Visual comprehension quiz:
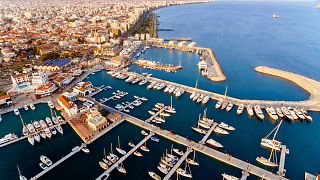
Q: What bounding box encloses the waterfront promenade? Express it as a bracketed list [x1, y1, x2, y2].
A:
[96, 102, 287, 180]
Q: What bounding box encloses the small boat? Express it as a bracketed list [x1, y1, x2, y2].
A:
[151, 136, 160, 142]
[256, 156, 278, 167]
[222, 173, 239, 180]
[218, 122, 235, 131]
[47, 100, 54, 109]
[272, 14, 280, 18]
[275, 108, 284, 118]
[148, 111, 156, 115]
[266, 107, 279, 121]
[0, 133, 18, 145]
[176, 161, 192, 178]
[215, 99, 223, 109]
[201, 95, 210, 104]
[226, 103, 233, 111]
[173, 148, 184, 156]
[148, 171, 161, 180]
[237, 104, 244, 115]
[186, 150, 199, 166]
[221, 101, 228, 110]
[14, 109, 20, 116]
[39, 162, 48, 170]
[99, 161, 108, 170]
[141, 130, 149, 136]
[128, 141, 135, 147]
[28, 135, 34, 145]
[133, 151, 143, 157]
[50, 127, 57, 135]
[206, 138, 223, 148]
[117, 163, 126, 174]
[17, 165, 27, 180]
[34, 133, 41, 143]
[82, 146, 90, 154]
[40, 155, 52, 166]
[191, 126, 207, 135]
[56, 126, 63, 134]
[24, 105, 28, 111]
[116, 136, 127, 155]
[140, 145, 150, 152]
[246, 105, 254, 116]
[157, 165, 169, 174]
[214, 127, 229, 135]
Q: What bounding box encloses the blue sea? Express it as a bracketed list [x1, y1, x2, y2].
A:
[0, 1, 320, 180]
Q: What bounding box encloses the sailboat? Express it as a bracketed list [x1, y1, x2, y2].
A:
[198, 114, 210, 129]
[99, 161, 108, 170]
[191, 120, 208, 135]
[165, 96, 176, 113]
[107, 143, 119, 163]
[116, 136, 127, 155]
[260, 120, 289, 154]
[221, 85, 228, 110]
[256, 148, 279, 167]
[140, 141, 150, 152]
[117, 162, 127, 174]
[186, 150, 199, 166]
[17, 165, 27, 180]
[190, 79, 198, 100]
[176, 161, 192, 178]
[102, 148, 112, 166]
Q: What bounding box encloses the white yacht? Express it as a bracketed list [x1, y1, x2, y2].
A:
[256, 155, 278, 167]
[164, 85, 172, 93]
[222, 173, 239, 180]
[293, 108, 306, 120]
[133, 151, 143, 157]
[50, 127, 57, 135]
[254, 105, 264, 120]
[246, 105, 254, 116]
[206, 138, 223, 148]
[226, 103, 233, 111]
[214, 127, 229, 135]
[51, 117, 59, 125]
[173, 148, 184, 156]
[141, 130, 149, 136]
[281, 107, 294, 121]
[215, 99, 223, 109]
[117, 163, 127, 174]
[45, 117, 53, 127]
[34, 133, 41, 143]
[237, 104, 244, 114]
[24, 105, 28, 111]
[287, 107, 298, 120]
[190, 91, 196, 99]
[47, 100, 54, 109]
[116, 136, 127, 155]
[275, 107, 284, 118]
[221, 101, 228, 110]
[99, 161, 108, 170]
[128, 141, 135, 148]
[56, 125, 63, 134]
[218, 122, 235, 131]
[201, 95, 210, 104]
[40, 155, 53, 166]
[0, 133, 18, 145]
[266, 107, 278, 121]
[148, 171, 161, 180]
[14, 109, 20, 116]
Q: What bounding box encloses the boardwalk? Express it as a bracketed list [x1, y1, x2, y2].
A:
[30, 144, 85, 180]
[96, 133, 154, 180]
[97, 103, 287, 180]
[278, 145, 287, 177]
[145, 106, 168, 123]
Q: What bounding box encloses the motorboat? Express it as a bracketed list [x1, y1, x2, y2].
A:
[190, 91, 196, 99]
[157, 165, 169, 174]
[117, 163, 126, 174]
[206, 138, 223, 148]
[254, 105, 264, 120]
[82, 146, 90, 154]
[226, 103, 233, 111]
[293, 108, 306, 120]
[148, 110, 156, 115]
[45, 117, 53, 127]
[237, 104, 244, 114]
[39, 162, 48, 170]
[218, 122, 235, 131]
[44, 128, 52, 138]
[56, 125, 63, 134]
[14, 109, 20, 116]
[192, 93, 200, 101]
[40, 155, 52, 166]
[50, 127, 57, 135]
[57, 116, 64, 123]
[287, 107, 298, 120]
[24, 105, 28, 111]
[246, 105, 254, 116]
[214, 127, 229, 135]
[34, 133, 41, 143]
[191, 126, 207, 135]
[151, 136, 160, 142]
[140, 145, 150, 152]
[198, 121, 210, 129]
[276, 107, 284, 118]
[128, 141, 135, 147]
[148, 171, 161, 180]
[281, 107, 294, 121]
[164, 85, 172, 93]
[272, 14, 280, 18]
[222, 173, 239, 180]
[51, 117, 59, 125]
[27, 135, 34, 146]
[154, 116, 165, 123]
[215, 99, 223, 109]
[47, 100, 54, 109]
[221, 101, 228, 110]
[160, 112, 170, 117]
[116, 136, 127, 155]
[256, 156, 278, 167]
[141, 130, 149, 136]
[196, 94, 204, 103]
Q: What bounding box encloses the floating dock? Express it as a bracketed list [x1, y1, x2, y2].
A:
[146, 105, 168, 123]
[278, 145, 287, 177]
[96, 133, 154, 180]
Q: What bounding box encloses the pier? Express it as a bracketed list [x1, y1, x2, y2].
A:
[30, 143, 85, 180]
[277, 145, 287, 177]
[164, 38, 192, 41]
[119, 97, 142, 111]
[132, 60, 182, 72]
[97, 103, 287, 180]
[96, 132, 154, 180]
[163, 122, 217, 179]
[145, 105, 168, 123]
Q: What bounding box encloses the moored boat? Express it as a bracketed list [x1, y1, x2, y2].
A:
[206, 138, 223, 148]
[218, 122, 235, 131]
[237, 104, 244, 115]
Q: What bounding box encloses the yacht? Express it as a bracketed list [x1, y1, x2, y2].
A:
[226, 103, 233, 111]
[151, 136, 160, 142]
[134, 151, 143, 157]
[218, 122, 235, 131]
[206, 138, 223, 148]
[168, 86, 176, 93]
[192, 93, 200, 101]
[221, 101, 228, 110]
[140, 144, 150, 152]
[82, 146, 90, 154]
[157, 165, 169, 174]
[215, 99, 223, 109]
[276, 108, 284, 118]
[287, 107, 298, 120]
[99, 161, 108, 170]
[256, 155, 278, 167]
[191, 126, 207, 134]
[214, 127, 229, 135]
[57, 116, 64, 123]
[164, 85, 172, 93]
[190, 91, 196, 99]
[266, 107, 279, 121]
[196, 94, 204, 103]
[254, 105, 264, 120]
[148, 171, 161, 180]
[39, 162, 48, 170]
[160, 112, 170, 117]
[51, 117, 59, 125]
[33, 121, 41, 131]
[246, 105, 254, 116]
[47, 100, 54, 109]
[34, 133, 41, 143]
[222, 173, 239, 180]
[141, 130, 149, 136]
[128, 141, 135, 147]
[14, 109, 20, 116]
[303, 113, 313, 122]
[186, 150, 199, 166]
[40, 155, 53, 166]
[24, 105, 28, 111]
[56, 125, 63, 134]
[45, 117, 53, 127]
[44, 128, 52, 138]
[0, 133, 18, 145]
[173, 148, 184, 156]
[27, 135, 34, 145]
[272, 14, 280, 18]
[176, 162, 192, 178]
[50, 127, 57, 135]
[236, 104, 244, 114]
[293, 108, 306, 120]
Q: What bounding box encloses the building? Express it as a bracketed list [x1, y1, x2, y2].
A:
[105, 56, 127, 67]
[11, 73, 31, 89]
[72, 82, 95, 96]
[85, 108, 108, 131]
[53, 75, 74, 87]
[31, 72, 49, 86]
[94, 42, 121, 56]
[0, 95, 12, 108]
[107, 112, 121, 123]
[57, 93, 78, 116]
[34, 58, 72, 72]
[35, 82, 58, 99]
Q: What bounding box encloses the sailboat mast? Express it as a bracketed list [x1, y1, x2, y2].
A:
[118, 136, 121, 148]
[224, 85, 228, 101]
[272, 120, 283, 140]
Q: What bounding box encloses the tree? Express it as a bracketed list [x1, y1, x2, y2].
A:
[0, 90, 7, 96]
[13, 66, 23, 73]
